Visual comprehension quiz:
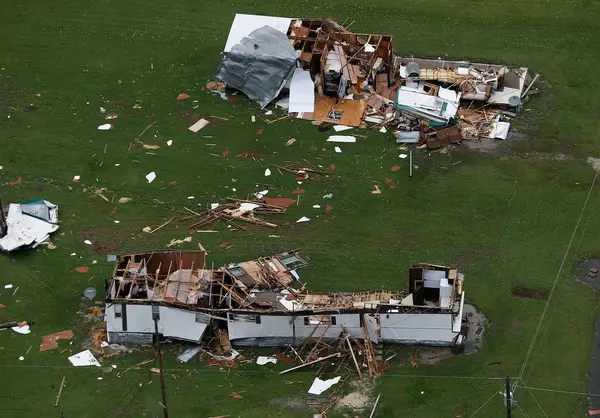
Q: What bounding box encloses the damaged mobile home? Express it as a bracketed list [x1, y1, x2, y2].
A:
[0, 199, 59, 252]
[105, 248, 466, 348]
[214, 14, 537, 148]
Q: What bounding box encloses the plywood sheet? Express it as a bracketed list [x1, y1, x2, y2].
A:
[299, 96, 366, 127]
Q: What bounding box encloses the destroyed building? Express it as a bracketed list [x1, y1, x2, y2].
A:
[0, 198, 59, 252]
[214, 14, 535, 149]
[105, 248, 466, 348]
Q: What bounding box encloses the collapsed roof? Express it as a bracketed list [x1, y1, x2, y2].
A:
[106, 249, 463, 315]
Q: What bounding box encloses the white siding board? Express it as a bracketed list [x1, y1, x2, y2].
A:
[160, 307, 208, 342]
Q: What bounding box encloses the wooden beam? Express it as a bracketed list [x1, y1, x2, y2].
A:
[54, 376, 66, 407]
[346, 335, 363, 380]
[278, 352, 341, 375]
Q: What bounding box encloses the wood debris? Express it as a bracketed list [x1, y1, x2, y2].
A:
[186, 200, 287, 230]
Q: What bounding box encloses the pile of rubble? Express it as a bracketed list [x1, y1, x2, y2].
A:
[0, 198, 59, 252]
[215, 14, 537, 149]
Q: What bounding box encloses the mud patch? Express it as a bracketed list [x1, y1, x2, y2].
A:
[270, 395, 324, 413]
[510, 284, 549, 300]
[82, 229, 126, 254]
[574, 259, 600, 290]
[178, 109, 203, 124]
[414, 347, 454, 366]
[463, 303, 487, 355]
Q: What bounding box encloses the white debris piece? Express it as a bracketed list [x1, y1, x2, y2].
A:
[0, 200, 60, 252]
[289, 68, 315, 113]
[364, 43, 375, 53]
[4, 284, 13, 289]
[255, 190, 269, 199]
[256, 356, 278, 365]
[83, 240, 92, 245]
[145, 171, 156, 183]
[399, 154, 408, 159]
[323, 194, 333, 199]
[18, 356, 24, 361]
[379, 126, 387, 133]
[178, 345, 203, 363]
[188, 118, 209, 132]
[312, 205, 321, 209]
[296, 216, 310, 223]
[488, 121, 510, 140]
[334, 146, 342, 153]
[12, 325, 30, 335]
[68, 350, 101, 367]
[210, 203, 219, 210]
[327, 135, 356, 143]
[264, 168, 271, 177]
[97, 123, 113, 130]
[206, 349, 240, 361]
[264, 110, 273, 116]
[167, 140, 173, 146]
[251, 115, 256, 123]
[239, 203, 259, 212]
[333, 125, 353, 132]
[72, 175, 81, 182]
[308, 376, 341, 395]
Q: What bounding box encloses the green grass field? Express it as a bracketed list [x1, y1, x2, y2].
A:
[1, 1, 600, 417]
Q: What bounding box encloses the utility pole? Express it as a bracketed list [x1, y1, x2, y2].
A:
[154, 317, 169, 418]
[505, 376, 512, 418]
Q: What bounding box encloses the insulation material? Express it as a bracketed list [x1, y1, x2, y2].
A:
[217, 25, 297, 107]
[0, 199, 59, 252]
[289, 68, 315, 113]
[308, 376, 341, 395]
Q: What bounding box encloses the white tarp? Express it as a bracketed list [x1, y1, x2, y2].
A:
[224, 14, 293, 52]
[0, 200, 59, 252]
[289, 68, 315, 113]
[308, 376, 341, 395]
[68, 350, 101, 367]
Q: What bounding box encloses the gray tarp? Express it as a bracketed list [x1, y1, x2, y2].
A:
[216, 25, 297, 107]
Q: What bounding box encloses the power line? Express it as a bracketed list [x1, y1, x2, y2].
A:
[516, 167, 599, 387]
[514, 385, 600, 398]
[524, 183, 600, 383]
[520, 380, 548, 417]
[469, 385, 504, 417]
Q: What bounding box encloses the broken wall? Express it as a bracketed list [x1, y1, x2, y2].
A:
[106, 304, 210, 343]
[379, 312, 459, 345]
[227, 313, 365, 347]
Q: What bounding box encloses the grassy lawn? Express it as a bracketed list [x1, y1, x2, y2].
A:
[1, 1, 600, 417]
